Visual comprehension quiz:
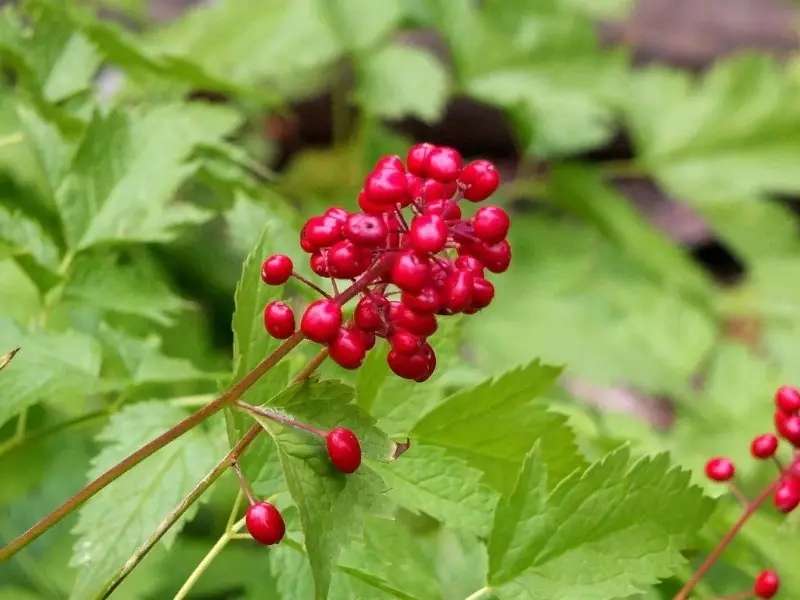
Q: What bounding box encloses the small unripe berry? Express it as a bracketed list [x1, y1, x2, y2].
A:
[261, 254, 293, 285]
[264, 301, 296, 339]
[326, 427, 362, 474]
[458, 159, 500, 201]
[750, 433, 779, 459]
[301, 299, 343, 343]
[704, 457, 735, 482]
[328, 327, 367, 370]
[472, 206, 510, 244]
[245, 502, 285, 545]
[776, 385, 800, 414]
[774, 477, 800, 513]
[754, 569, 780, 598]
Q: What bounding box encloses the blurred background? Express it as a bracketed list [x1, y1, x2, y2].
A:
[2, 0, 800, 597]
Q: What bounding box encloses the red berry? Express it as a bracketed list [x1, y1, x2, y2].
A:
[387, 343, 436, 382]
[344, 213, 389, 247]
[327, 240, 371, 279]
[440, 270, 474, 314]
[454, 255, 485, 276]
[375, 155, 405, 172]
[326, 427, 362, 474]
[391, 303, 438, 337]
[425, 198, 462, 220]
[705, 457, 735, 482]
[458, 159, 500, 201]
[754, 569, 780, 599]
[750, 434, 779, 459]
[261, 254, 293, 285]
[406, 143, 434, 177]
[777, 414, 800, 446]
[401, 285, 441, 314]
[472, 206, 510, 244]
[364, 168, 409, 206]
[309, 251, 329, 277]
[478, 240, 512, 273]
[390, 250, 430, 293]
[426, 147, 462, 183]
[418, 178, 457, 202]
[328, 327, 367, 370]
[245, 502, 285, 545]
[357, 188, 386, 215]
[264, 301, 295, 339]
[324, 206, 349, 223]
[410, 214, 448, 253]
[390, 329, 424, 355]
[300, 232, 317, 253]
[304, 216, 343, 248]
[774, 477, 800, 513]
[301, 299, 343, 343]
[776, 385, 800, 414]
[470, 277, 495, 310]
[354, 295, 386, 331]
[358, 328, 377, 350]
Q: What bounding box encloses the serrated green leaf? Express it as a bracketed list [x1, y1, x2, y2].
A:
[412, 361, 583, 494]
[436, 528, 489, 600]
[356, 44, 449, 123]
[488, 447, 714, 599]
[69, 401, 219, 599]
[0, 316, 101, 427]
[371, 444, 498, 535]
[0, 204, 61, 293]
[55, 103, 241, 250]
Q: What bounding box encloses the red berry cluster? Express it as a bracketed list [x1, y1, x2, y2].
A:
[697, 385, 800, 598]
[260, 144, 508, 381]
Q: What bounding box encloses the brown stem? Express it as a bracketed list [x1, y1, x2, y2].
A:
[0, 255, 392, 564]
[292, 272, 331, 299]
[673, 477, 781, 600]
[230, 460, 256, 505]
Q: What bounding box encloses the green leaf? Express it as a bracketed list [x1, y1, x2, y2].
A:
[0, 316, 101, 427]
[626, 56, 800, 203]
[356, 44, 449, 123]
[0, 347, 19, 373]
[251, 409, 392, 600]
[488, 447, 714, 599]
[412, 361, 583, 494]
[69, 402, 219, 599]
[55, 103, 241, 250]
[436, 528, 490, 600]
[0, 204, 61, 293]
[371, 444, 499, 535]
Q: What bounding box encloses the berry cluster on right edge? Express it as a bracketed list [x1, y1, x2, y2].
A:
[699, 385, 800, 599]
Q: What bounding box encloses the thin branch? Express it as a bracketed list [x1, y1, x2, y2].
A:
[237, 401, 327, 438]
[292, 271, 331, 299]
[230, 461, 256, 505]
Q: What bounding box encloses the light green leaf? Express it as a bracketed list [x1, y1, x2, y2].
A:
[488, 447, 714, 599]
[69, 402, 219, 599]
[357, 44, 449, 123]
[436, 528, 489, 600]
[0, 347, 19, 373]
[61, 250, 184, 325]
[0, 204, 61, 293]
[0, 316, 101, 427]
[558, 0, 634, 18]
[412, 361, 583, 494]
[626, 56, 800, 203]
[371, 444, 499, 535]
[55, 103, 241, 250]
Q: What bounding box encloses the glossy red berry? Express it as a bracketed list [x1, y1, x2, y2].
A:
[301, 299, 343, 343]
[324, 206, 349, 223]
[776, 385, 800, 414]
[470, 277, 495, 310]
[326, 427, 362, 474]
[309, 252, 329, 277]
[300, 229, 317, 253]
[357, 188, 386, 215]
[750, 433, 779, 459]
[425, 197, 462, 220]
[387, 343, 436, 382]
[304, 216, 342, 248]
[261, 254, 293, 285]
[245, 502, 285, 545]
[264, 301, 295, 339]
[774, 477, 800, 513]
[458, 159, 500, 202]
[327, 240, 371, 279]
[354, 295, 386, 331]
[390, 330, 424, 356]
[418, 179, 457, 202]
[777, 414, 800, 446]
[406, 143, 434, 177]
[705, 457, 735, 482]
[328, 327, 367, 370]
[364, 168, 409, 206]
[478, 240, 512, 273]
[390, 250, 430, 293]
[426, 147, 462, 182]
[391, 304, 438, 337]
[374, 155, 405, 172]
[754, 570, 780, 598]
[440, 270, 474, 314]
[343, 213, 389, 247]
[454, 255, 485, 276]
[410, 214, 448, 253]
[472, 206, 510, 244]
[401, 285, 441, 314]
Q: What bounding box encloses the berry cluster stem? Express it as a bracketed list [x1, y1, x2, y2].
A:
[673, 478, 781, 600]
[0, 256, 392, 565]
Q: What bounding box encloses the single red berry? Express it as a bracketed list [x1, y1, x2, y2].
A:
[309, 251, 329, 277]
[343, 213, 389, 247]
[477, 239, 512, 273]
[470, 277, 495, 310]
[328, 327, 367, 370]
[440, 270, 474, 314]
[472, 206, 510, 244]
[358, 328, 377, 350]
[387, 343, 436, 382]
[391, 303, 438, 337]
[357, 188, 386, 215]
[777, 414, 800, 447]
[304, 216, 343, 248]
[301, 299, 343, 343]
[299, 227, 317, 253]
[425, 197, 462, 220]
[326, 427, 362, 474]
[418, 178, 457, 202]
[264, 301, 295, 339]
[261, 254, 293, 285]
[410, 214, 448, 253]
[776, 385, 800, 414]
[454, 255, 485, 276]
[750, 433, 779, 459]
[754, 570, 780, 599]
[375, 155, 405, 172]
[354, 295, 386, 331]
[774, 477, 800, 513]
[390, 329, 424, 356]
[705, 457, 735, 482]
[245, 501, 285, 545]
[458, 159, 500, 202]
[401, 285, 442, 314]
[327, 240, 371, 279]
[364, 168, 409, 206]
[426, 147, 462, 183]
[406, 143, 434, 177]
[324, 206, 349, 223]
[390, 250, 430, 293]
